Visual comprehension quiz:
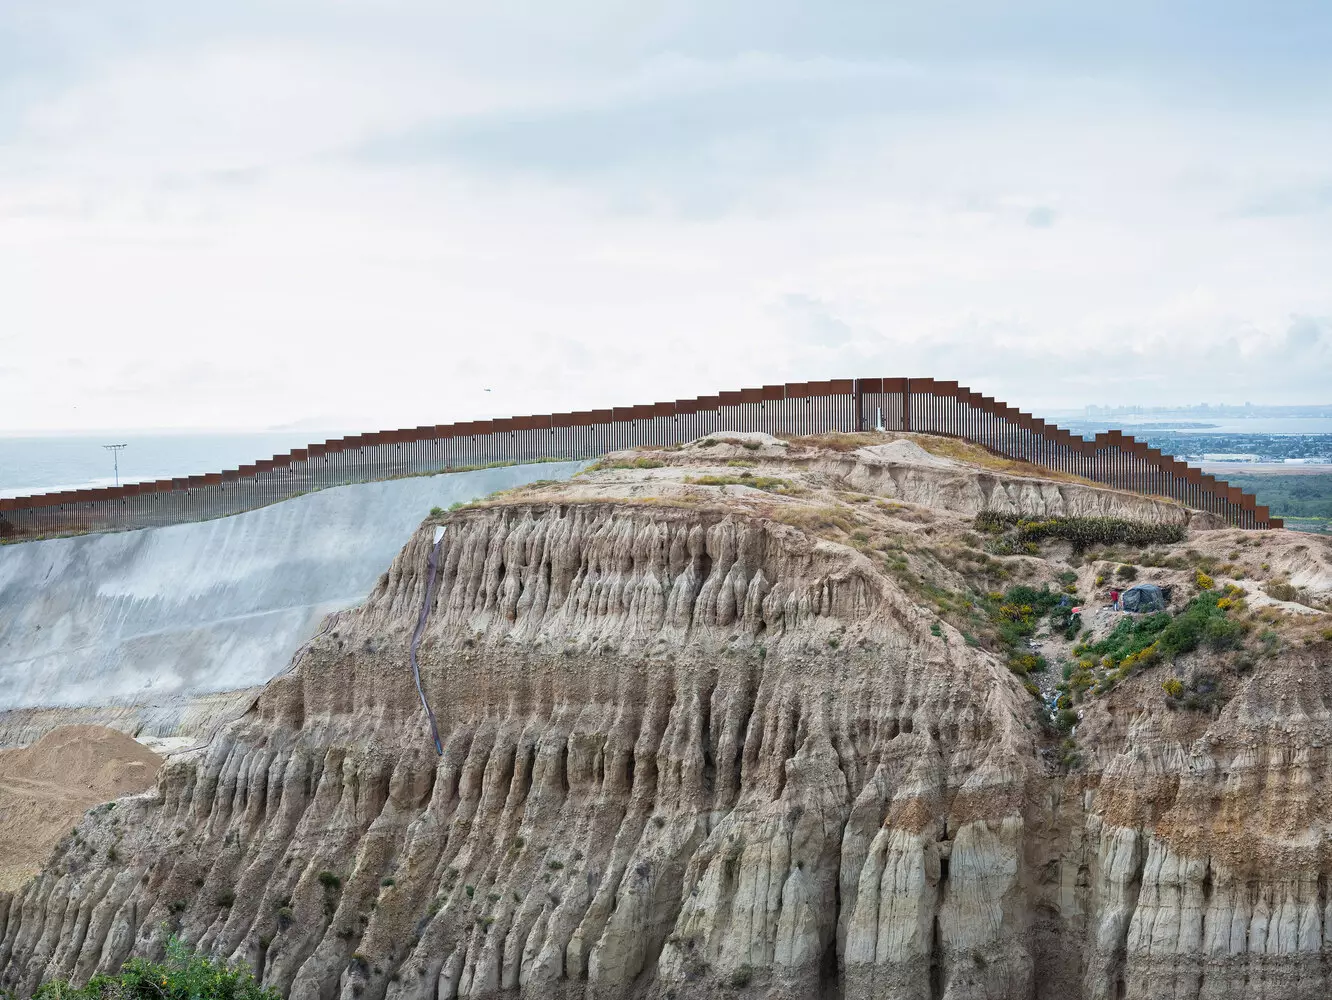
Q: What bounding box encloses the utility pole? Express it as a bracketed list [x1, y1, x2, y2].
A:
[103, 444, 128, 487]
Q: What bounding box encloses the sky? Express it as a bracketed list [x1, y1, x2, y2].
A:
[2, 1, 1330, 434]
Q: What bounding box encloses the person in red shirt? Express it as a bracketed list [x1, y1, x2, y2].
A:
[1109, 588, 1120, 610]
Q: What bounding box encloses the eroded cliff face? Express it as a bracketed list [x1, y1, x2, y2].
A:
[2, 435, 1330, 1000]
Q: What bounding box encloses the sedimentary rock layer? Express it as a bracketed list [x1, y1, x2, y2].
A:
[0, 501, 1041, 999]
[3, 438, 1330, 1000]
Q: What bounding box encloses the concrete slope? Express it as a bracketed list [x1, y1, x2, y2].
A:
[0, 462, 584, 746]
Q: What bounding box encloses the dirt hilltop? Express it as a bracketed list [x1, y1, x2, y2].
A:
[1, 431, 1330, 1000]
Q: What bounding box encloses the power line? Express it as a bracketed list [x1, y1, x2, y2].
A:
[102, 444, 128, 487]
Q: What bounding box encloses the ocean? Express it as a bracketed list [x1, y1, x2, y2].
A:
[1057, 417, 1332, 435]
[0, 433, 343, 500]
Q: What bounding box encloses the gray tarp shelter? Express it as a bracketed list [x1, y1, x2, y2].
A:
[1122, 584, 1167, 613]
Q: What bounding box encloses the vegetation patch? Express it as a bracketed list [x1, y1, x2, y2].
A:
[32, 936, 280, 1000]
[685, 473, 800, 494]
[1078, 590, 1242, 666]
[1264, 579, 1316, 607]
[1221, 472, 1332, 534]
[979, 584, 1076, 677]
[779, 431, 884, 452]
[1055, 589, 1246, 708]
[1162, 672, 1225, 712]
[588, 457, 666, 471]
[774, 505, 859, 536]
[975, 512, 1185, 553]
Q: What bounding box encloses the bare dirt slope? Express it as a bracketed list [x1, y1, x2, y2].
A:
[1, 432, 1329, 1000]
[0, 726, 161, 891]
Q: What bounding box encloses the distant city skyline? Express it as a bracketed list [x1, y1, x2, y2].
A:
[1071, 402, 1332, 419]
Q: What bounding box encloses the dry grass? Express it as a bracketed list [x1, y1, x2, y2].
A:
[772, 504, 862, 537]
[683, 473, 803, 494]
[782, 430, 1104, 487]
[780, 431, 886, 452]
[908, 434, 1100, 485]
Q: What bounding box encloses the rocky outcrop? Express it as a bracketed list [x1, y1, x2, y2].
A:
[817, 439, 1193, 527]
[2, 439, 1329, 1000]
[0, 501, 1039, 999]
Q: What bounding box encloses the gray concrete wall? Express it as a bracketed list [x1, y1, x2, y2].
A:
[0, 462, 584, 745]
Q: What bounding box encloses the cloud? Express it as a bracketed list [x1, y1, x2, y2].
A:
[1025, 206, 1058, 228]
[1284, 315, 1329, 353]
[0, 5, 1329, 433]
[1237, 181, 1332, 217]
[781, 294, 854, 348]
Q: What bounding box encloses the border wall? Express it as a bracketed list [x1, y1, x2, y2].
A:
[0, 377, 1281, 539]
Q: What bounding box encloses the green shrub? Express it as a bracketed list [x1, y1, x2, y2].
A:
[1179, 673, 1224, 712]
[1008, 653, 1047, 675]
[973, 512, 1184, 553]
[215, 889, 236, 908]
[318, 871, 341, 890]
[1078, 592, 1238, 672]
[33, 936, 280, 1000]
[729, 964, 754, 987]
[1264, 580, 1300, 603]
[986, 584, 1063, 646]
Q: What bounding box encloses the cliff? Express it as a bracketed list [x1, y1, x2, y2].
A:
[0, 462, 586, 749]
[2, 433, 1329, 1000]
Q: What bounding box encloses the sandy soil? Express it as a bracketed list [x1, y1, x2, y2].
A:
[0, 725, 161, 891]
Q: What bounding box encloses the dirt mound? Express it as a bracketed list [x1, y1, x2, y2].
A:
[0, 725, 161, 891]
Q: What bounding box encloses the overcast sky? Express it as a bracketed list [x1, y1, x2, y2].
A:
[2, 2, 1330, 433]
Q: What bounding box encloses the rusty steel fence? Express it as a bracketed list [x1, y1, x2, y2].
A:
[0, 377, 1280, 540]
